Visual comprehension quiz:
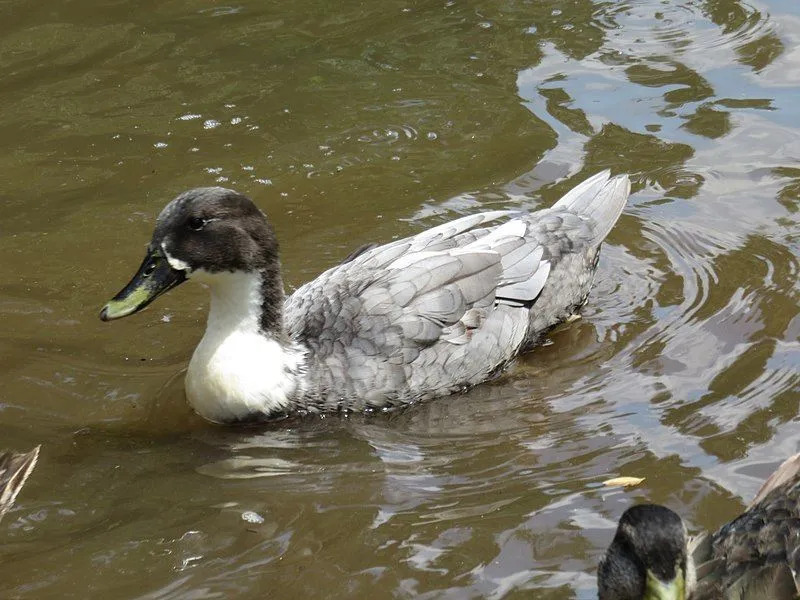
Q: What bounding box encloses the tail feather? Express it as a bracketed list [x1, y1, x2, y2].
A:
[748, 453, 800, 509]
[552, 170, 631, 246]
[0, 446, 39, 523]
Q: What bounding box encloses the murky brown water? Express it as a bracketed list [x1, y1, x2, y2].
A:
[1, 0, 798, 597]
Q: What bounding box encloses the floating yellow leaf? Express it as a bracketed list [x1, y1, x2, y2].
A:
[603, 476, 645, 488]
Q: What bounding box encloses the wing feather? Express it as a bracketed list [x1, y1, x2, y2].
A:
[284, 197, 602, 408]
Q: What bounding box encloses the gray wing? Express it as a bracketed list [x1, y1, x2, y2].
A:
[285, 211, 559, 409]
[284, 171, 627, 410]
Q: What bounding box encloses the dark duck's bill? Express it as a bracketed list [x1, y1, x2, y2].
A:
[99, 246, 186, 321]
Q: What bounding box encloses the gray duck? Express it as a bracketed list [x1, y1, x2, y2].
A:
[598, 453, 800, 599]
[100, 170, 630, 424]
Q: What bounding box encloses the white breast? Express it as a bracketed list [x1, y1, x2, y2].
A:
[186, 329, 304, 422]
[181, 269, 306, 423]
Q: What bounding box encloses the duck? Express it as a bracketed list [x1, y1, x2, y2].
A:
[100, 170, 630, 424]
[0, 446, 39, 524]
[598, 453, 800, 599]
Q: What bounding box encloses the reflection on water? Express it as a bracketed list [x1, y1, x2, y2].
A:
[0, 0, 798, 597]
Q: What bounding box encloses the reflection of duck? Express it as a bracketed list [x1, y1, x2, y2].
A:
[100, 171, 629, 424]
[598, 454, 800, 599]
[0, 446, 39, 524]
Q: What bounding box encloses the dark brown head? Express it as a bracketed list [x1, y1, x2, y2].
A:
[100, 187, 281, 324]
[598, 504, 692, 600]
[153, 187, 278, 276]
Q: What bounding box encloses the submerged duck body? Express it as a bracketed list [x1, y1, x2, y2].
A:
[599, 453, 800, 600]
[101, 170, 630, 423]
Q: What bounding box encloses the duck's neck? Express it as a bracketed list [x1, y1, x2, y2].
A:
[185, 269, 306, 423]
[205, 269, 283, 339]
[253, 259, 286, 337]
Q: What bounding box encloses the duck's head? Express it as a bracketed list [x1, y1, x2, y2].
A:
[598, 504, 694, 600]
[100, 187, 279, 322]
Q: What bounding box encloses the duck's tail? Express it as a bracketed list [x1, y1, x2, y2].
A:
[552, 170, 631, 246]
[748, 453, 800, 509]
[0, 446, 40, 523]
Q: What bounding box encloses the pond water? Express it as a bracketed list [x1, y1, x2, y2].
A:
[0, 0, 798, 597]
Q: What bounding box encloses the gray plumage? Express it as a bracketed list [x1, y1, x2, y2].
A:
[286, 169, 630, 412]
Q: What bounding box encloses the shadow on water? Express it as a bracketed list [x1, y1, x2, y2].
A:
[0, 0, 798, 597]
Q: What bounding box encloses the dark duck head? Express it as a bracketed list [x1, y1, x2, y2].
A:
[599, 453, 800, 600]
[100, 187, 285, 336]
[101, 188, 305, 423]
[598, 504, 693, 600]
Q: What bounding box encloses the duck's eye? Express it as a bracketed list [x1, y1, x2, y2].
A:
[143, 262, 157, 277]
[188, 216, 206, 231]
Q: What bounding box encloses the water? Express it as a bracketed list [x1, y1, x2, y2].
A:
[0, 0, 798, 597]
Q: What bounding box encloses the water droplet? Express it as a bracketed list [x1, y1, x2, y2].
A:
[203, 119, 220, 129]
[153, 142, 168, 148]
[426, 132, 438, 140]
[478, 21, 492, 29]
[241, 511, 264, 524]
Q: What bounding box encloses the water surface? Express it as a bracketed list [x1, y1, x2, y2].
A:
[0, 0, 798, 597]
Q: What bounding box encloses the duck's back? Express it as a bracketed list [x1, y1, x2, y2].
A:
[691, 455, 800, 599]
[284, 171, 629, 411]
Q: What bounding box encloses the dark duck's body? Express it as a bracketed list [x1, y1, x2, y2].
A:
[101, 170, 630, 424]
[599, 453, 800, 599]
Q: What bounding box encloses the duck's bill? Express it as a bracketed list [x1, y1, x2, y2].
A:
[644, 570, 685, 600]
[99, 250, 186, 321]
